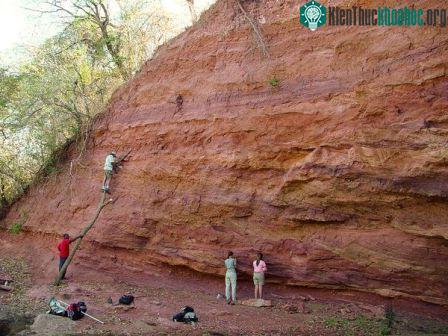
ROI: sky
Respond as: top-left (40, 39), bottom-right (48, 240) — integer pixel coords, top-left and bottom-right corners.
top-left (0, 0), bottom-right (215, 66)
top-left (0, 1), bottom-right (27, 51)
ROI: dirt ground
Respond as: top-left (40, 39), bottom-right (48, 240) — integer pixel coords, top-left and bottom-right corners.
top-left (1, 257), bottom-right (448, 336)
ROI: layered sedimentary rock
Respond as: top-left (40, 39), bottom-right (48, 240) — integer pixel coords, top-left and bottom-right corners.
top-left (2, 0), bottom-right (448, 305)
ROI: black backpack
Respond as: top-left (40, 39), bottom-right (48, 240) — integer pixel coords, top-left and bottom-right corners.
top-left (119, 295), bottom-right (134, 305)
top-left (78, 301), bottom-right (87, 313)
top-left (182, 306), bottom-right (194, 314)
top-left (172, 306), bottom-right (198, 323)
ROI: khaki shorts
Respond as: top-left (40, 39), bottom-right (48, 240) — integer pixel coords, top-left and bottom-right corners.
top-left (104, 170), bottom-right (113, 178)
top-left (253, 272), bottom-right (265, 285)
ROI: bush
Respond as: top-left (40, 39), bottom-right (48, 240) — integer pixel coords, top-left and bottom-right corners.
top-left (10, 222), bottom-right (22, 234)
top-left (381, 304), bottom-right (395, 335)
top-left (269, 76), bottom-right (279, 87)
top-left (9, 210), bottom-right (27, 234)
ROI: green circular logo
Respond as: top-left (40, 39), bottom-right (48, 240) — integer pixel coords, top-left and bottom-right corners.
top-left (300, 1), bottom-right (326, 31)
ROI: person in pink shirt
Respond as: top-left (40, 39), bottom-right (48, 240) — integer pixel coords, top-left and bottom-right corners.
top-left (253, 252), bottom-right (267, 299)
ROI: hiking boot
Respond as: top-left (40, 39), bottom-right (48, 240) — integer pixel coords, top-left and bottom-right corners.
top-left (226, 299), bottom-right (231, 304)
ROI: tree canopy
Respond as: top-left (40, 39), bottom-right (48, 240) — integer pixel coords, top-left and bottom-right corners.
top-left (0, 0), bottom-right (184, 217)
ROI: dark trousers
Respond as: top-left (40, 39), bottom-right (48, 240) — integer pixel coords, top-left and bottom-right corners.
top-left (59, 257), bottom-right (68, 279)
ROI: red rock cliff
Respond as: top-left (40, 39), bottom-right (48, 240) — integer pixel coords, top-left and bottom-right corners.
top-left (2, 0), bottom-right (448, 305)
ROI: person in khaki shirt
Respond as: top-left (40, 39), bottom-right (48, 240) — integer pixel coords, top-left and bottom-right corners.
top-left (102, 151), bottom-right (116, 192)
top-left (224, 251), bottom-right (237, 305)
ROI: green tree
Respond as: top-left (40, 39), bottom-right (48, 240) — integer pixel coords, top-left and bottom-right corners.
top-left (0, 0), bottom-right (174, 216)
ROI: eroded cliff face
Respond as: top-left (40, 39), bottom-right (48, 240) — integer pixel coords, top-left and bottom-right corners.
top-left (1, 0), bottom-right (448, 305)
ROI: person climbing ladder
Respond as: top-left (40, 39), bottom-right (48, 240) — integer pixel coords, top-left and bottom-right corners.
top-left (55, 149), bottom-right (131, 286)
top-left (102, 151), bottom-right (116, 192)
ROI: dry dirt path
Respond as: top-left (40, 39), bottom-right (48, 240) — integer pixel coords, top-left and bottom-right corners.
top-left (1, 256), bottom-right (448, 335)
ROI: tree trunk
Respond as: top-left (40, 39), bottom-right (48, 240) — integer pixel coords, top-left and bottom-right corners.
top-left (0, 179), bottom-right (8, 220)
top-left (104, 35), bottom-right (128, 80)
top-left (54, 191), bottom-right (112, 286)
top-left (186, 0), bottom-right (197, 24)
top-left (99, 23), bottom-right (128, 80)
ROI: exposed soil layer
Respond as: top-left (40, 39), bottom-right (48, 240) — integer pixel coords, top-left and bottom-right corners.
top-left (1, 0), bottom-right (448, 309)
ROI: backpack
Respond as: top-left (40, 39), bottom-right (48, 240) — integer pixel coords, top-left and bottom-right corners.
top-left (66, 302), bottom-right (86, 320)
top-left (182, 306), bottom-right (194, 314)
top-left (48, 297), bottom-right (67, 317)
top-left (118, 295), bottom-right (134, 305)
top-left (78, 301), bottom-right (87, 313)
top-left (184, 311), bottom-right (198, 323)
top-left (172, 306), bottom-right (198, 324)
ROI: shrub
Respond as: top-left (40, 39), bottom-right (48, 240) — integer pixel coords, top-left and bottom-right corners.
top-left (381, 304), bottom-right (395, 335)
top-left (269, 76), bottom-right (279, 87)
top-left (10, 222), bottom-right (22, 234)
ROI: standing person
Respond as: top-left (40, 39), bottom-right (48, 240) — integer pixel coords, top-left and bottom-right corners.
top-left (253, 252), bottom-right (267, 299)
top-left (224, 251), bottom-right (237, 305)
top-left (102, 151), bottom-right (116, 192)
top-left (57, 233), bottom-right (82, 280)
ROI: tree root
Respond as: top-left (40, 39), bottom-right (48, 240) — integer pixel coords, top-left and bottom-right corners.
top-left (236, 0), bottom-right (270, 58)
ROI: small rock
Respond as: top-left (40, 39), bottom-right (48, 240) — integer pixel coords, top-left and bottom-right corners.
top-left (209, 309), bottom-right (232, 316)
top-left (240, 299), bottom-right (272, 307)
top-left (145, 318), bottom-right (158, 326)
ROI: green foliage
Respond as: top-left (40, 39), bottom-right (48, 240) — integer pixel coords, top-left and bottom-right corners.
top-left (384, 305), bottom-right (395, 326)
top-left (9, 222), bottom-right (22, 234)
top-left (0, 68), bottom-right (22, 110)
top-left (0, 0), bottom-right (175, 214)
top-left (9, 210), bottom-right (27, 234)
top-left (381, 305), bottom-right (395, 335)
top-left (323, 316), bottom-right (351, 333)
top-left (324, 317), bottom-right (338, 327)
top-left (436, 326), bottom-right (448, 333)
top-left (269, 76), bottom-right (279, 87)
top-left (321, 314), bottom-right (384, 336)
top-left (380, 323), bottom-right (392, 336)
top-left (354, 315), bottom-right (367, 328)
